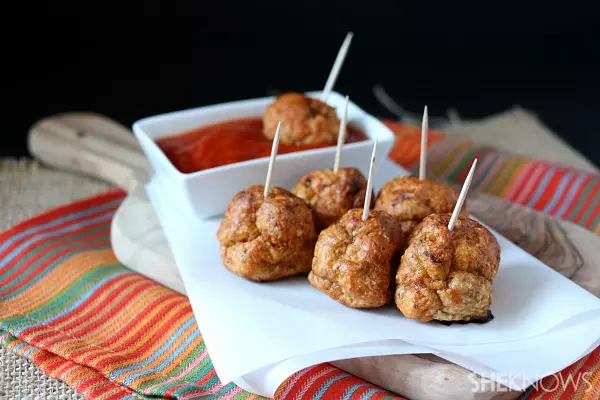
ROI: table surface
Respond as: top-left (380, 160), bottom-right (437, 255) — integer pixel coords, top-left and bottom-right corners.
top-left (0, 108), bottom-right (597, 399)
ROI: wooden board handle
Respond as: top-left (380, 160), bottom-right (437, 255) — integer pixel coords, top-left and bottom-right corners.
top-left (27, 112), bottom-right (152, 192)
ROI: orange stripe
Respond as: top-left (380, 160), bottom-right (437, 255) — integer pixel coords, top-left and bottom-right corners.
top-left (85, 301), bottom-right (191, 370)
top-left (0, 249), bottom-right (118, 318)
top-left (72, 293), bottom-right (186, 360)
top-left (33, 276), bottom-right (157, 345)
top-left (21, 274), bottom-right (145, 343)
top-left (102, 311), bottom-right (195, 380)
top-left (0, 231), bottom-right (112, 299)
top-left (125, 322), bottom-right (198, 387)
top-left (496, 160), bottom-right (528, 198)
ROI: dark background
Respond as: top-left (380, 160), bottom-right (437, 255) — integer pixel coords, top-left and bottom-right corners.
top-left (3, 2), bottom-right (600, 167)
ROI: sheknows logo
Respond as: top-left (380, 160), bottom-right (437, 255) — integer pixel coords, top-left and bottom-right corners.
top-left (468, 372), bottom-right (593, 393)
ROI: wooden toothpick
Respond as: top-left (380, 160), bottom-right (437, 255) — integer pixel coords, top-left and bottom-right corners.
top-left (321, 32), bottom-right (354, 102)
top-left (362, 136), bottom-right (379, 221)
top-left (264, 121), bottom-right (282, 198)
top-left (419, 105), bottom-right (428, 180)
top-left (448, 158), bottom-right (478, 230)
top-left (333, 95), bottom-right (350, 173)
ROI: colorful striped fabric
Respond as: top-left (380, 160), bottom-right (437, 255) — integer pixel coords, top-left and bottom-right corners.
top-left (1, 120), bottom-right (599, 399)
top-left (0, 191), bottom-right (401, 399)
top-left (385, 121), bottom-right (600, 235)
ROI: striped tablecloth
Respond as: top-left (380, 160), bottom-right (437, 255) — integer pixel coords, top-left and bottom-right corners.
top-left (1, 121), bottom-right (599, 399)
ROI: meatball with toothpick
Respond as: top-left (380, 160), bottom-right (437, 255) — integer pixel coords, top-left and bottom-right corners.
top-left (309, 208), bottom-right (402, 307)
top-left (375, 176), bottom-right (467, 240)
top-left (395, 213), bottom-right (500, 322)
top-left (263, 93), bottom-right (341, 146)
top-left (292, 167), bottom-right (372, 232)
top-left (396, 159), bottom-right (500, 323)
top-left (216, 185), bottom-right (317, 281)
top-left (309, 137), bottom-right (403, 308)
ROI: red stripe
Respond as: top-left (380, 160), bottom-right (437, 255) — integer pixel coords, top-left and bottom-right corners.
top-left (453, 149), bottom-right (486, 184)
top-left (282, 365), bottom-right (331, 399)
top-left (298, 368), bottom-right (340, 399)
top-left (71, 293), bottom-right (185, 362)
top-left (83, 303), bottom-right (191, 370)
top-left (549, 174), bottom-right (579, 216)
top-left (530, 169), bottom-right (567, 211)
top-left (39, 356), bottom-right (67, 374)
top-left (560, 175), bottom-right (594, 219)
top-left (0, 189), bottom-right (123, 248)
top-left (51, 359), bottom-right (78, 378)
top-left (67, 293), bottom-right (184, 364)
top-left (0, 215), bottom-right (113, 286)
top-left (0, 205), bottom-right (117, 280)
top-left (87, 379), bottom-right (134, 400)
top-left (0, 230), bottom-right (112, 297)
top-left (75, 373), bottom-right (105, 394)
top-left (571, 179), bottom-right (600, 224)
top-left (514, 163), bottom-right (549, 205)
top-left (347, 381), bottom-right (375, 399)
top-left (28, 348), bottom-right (53, 366)
top-left (319, 375), bottom-right (368, 399)
top-left (24, 275), bottom-right (151, 347)
top-left (584, 201), bottom-right (600, 229)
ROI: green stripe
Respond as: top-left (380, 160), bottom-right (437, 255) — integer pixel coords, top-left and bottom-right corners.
top-left (1, 263), bottom-right (122, 327)
top-left (171, 374), bottom-right (220, 398)
top-left (1, 222), bottom-right (111, 293)
top-left (233, 390), bottom-right (254, 400)
top-left (472, 153), bottom-right (499, 189)
top-left (1, 333), bottom-right (18, 346)
top-left (140, 342), bottom-right (207, 392)
top-left (590, 208), bottom-right (600, 232)
top-left (484, 157), bottom-right (523, 196)
top-left (566, 176), bottom-right (598, 222)
top-left (446, 148), bottom-right (479, 183)
top-left (576, 178), bottom-right (600, 227)
top-left (430, 144), bottom-right (468, 179)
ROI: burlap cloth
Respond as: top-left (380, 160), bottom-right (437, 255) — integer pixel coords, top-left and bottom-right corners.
top-left (0, 108), bottom-right (597, 399)
top-left (0, 160), bottom-right (109, 400)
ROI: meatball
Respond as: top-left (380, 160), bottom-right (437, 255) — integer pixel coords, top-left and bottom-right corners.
top-left (216, 185), bottom-right (317, 281)
top-left (263, 92), bottom-right (341, 145)
top-left (292, 168), bottom-right (373, 232)
top-left (395, 213), bottom-right (500, 322)
top-left (375, 176), bottom-right (468, 239)
top-left (309, 209), bottom-right (402, 308)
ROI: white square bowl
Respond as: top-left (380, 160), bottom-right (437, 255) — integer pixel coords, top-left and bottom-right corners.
top-left (133, 90), bottom-right (396, 219)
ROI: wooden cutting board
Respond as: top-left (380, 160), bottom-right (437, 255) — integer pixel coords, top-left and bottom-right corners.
top-left (28, 112), bottom-right (600, 400)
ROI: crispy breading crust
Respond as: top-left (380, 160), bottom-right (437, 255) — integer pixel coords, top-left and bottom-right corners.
top-left (395, 213), bottom-right (500, 322)
top-left (216, 185), bottom-right (317, 281)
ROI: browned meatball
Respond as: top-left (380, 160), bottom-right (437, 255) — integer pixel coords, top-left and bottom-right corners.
top-left (375, 176), bottom-right (468, 239)
top-left (262, 92), bottom-right (341, 145)
top-left (216, 185), bottom-right (317, 281)
top-left (395, 213), bottom-right (500, 322)
top-left (309, 209), bottom-right (402, 308)
top-left (292, 168), bottom-right (373, 232)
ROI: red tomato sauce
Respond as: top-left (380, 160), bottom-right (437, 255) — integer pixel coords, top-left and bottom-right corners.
top-left (156, 117), bottom-right (368, 174)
